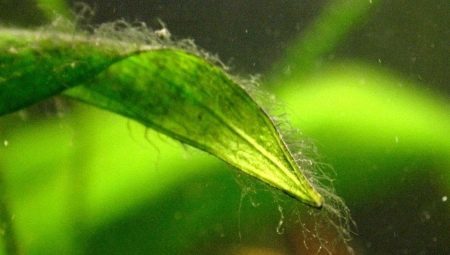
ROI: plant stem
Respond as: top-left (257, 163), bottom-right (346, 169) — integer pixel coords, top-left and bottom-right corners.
top-left (0, 170), bottom-right (20, 255)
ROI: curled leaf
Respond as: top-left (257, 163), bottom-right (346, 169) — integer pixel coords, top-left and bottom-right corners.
top-left (0, 28), bottom-right (323, 208)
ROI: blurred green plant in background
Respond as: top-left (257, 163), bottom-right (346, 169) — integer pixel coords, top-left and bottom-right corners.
top-left (0, 0), bottom-right (449, 254)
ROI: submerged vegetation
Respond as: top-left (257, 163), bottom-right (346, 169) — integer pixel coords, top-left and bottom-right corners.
top-left (0, 3), bottom-right (349, 254)
top-left (0, 25), bottom-right (325, 208)
top-left (0, 0), bottom-right (449, 254)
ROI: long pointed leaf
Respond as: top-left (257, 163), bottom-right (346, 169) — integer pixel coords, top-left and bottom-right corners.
top-left (0, 28), bottom-right (323, 207)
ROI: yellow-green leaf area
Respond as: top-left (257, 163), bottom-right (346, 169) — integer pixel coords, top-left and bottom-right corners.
top-left (1, 28), bottom-right (322, 207)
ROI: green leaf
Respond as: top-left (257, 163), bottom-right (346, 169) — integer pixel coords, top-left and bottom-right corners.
top-left (278, 62), bottom-right (450, 201)
top-left (0, 28), bottom-right (323, 208)
top-left (269, 0), bottom-right (380, 83)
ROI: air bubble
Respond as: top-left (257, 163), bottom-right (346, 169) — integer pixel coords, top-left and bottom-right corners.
top-left (3, 140), bottom-right (9, 147)
top-left (442, 196), bottom-right (448, 202)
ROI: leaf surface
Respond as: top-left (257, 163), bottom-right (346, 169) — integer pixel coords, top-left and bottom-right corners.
top-left (0, 28), bottom-right (323, 207)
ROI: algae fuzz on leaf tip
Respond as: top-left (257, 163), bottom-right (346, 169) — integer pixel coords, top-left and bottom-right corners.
top-left (0, 22), bottom-right (327, 209)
